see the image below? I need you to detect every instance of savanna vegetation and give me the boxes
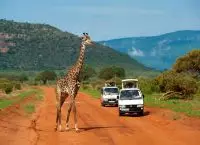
[80,50,200,117]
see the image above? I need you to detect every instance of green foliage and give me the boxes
[4,83,13,94]
[0,89,43,109]
[99,66,125,80]
[155,71,198,98]
[35,70,57,84]
[0,78,14,94]
[80,87,101,99]
[0,19,148,72]
[173,49,200,77]
[144,93,200,117]
[80,65,96,81]
[19,73,29,83]
[138,77,160,94]
[14,83,21,90]
[90,79,105,91]
[0,72,29,83]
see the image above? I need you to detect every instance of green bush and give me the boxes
[4,83,13,94]
[91,79,105,90]
[138,77,160,94]
[99,66,125,80]
[15,83,21,90]
[155,71,198,98]
[35,70,57,84]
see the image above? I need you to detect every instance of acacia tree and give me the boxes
[98,66,125,80]
[79,65,96,81]
[173,49,200,78]
[35,70,57,84]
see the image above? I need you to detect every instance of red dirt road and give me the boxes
[1,87,200,145]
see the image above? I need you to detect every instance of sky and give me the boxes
[0,0,200,41]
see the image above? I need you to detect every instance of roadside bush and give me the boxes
[155,71,198,98]
[0,78,21,94]
[91,79,104,89]
[4,83,13,94]
[35,70,57,84]
[19,73,29,83]
[138,77,160,94]
[14,83,21,90]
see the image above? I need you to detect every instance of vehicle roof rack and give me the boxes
[122,79,138,89]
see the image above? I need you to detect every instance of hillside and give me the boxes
[0,19,149,71]
[99,30,200,70]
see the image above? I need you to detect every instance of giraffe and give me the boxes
[55,33,92,132]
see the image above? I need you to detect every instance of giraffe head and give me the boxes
[81,33,92,45]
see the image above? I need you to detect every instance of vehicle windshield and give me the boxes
[104,88,119,94]
[120,90,141,100]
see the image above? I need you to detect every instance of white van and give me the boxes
[118,79,144,116]
[100,82,119,107]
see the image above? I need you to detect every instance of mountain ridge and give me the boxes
[99,30,200,70]
[0,19,149,72]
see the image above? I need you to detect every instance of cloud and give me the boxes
[128,47,144,57]
[150,48,156,56]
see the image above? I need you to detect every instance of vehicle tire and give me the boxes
[101,103,105,107]
[139,110,144,116]
[119,111,123,116]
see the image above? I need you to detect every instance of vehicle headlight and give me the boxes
[104,98,108,101]
[137,104,143,107]
[119,105,126,108]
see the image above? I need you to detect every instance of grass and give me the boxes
[0,88,44,109]
[144,93,200,117]
[80,87,100,99]
[24,103,35,114]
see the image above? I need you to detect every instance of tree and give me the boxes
[155,70,198,98]
[35,70,57,84]
[173,49,200,78]
[79,65,96,81]
[98,66,125,80]
[19,73,28,83]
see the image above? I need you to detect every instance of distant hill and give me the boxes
[99,30,200,70]
[0,19,149,72]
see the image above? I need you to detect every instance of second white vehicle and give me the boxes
[100,86,119,107]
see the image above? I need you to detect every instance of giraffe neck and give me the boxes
[75,42,86,73]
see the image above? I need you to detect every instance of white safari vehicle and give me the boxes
[100,82,119,107]
[118,79,144,116]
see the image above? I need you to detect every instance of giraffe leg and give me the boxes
[55,87,61,131]
[55,90,66,131]
[65,100,73,131]
[72,100,79,132]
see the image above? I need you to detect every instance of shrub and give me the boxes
[15,83,21,90]
[173,49,200,77]
[138,77,160,94]
[4,83,13,94]
[155,71,198,98]
[80,65,96,81]
[35,70,57,84]
[99,66,125,80]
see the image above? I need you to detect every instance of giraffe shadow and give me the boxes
[79,125,126,132]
